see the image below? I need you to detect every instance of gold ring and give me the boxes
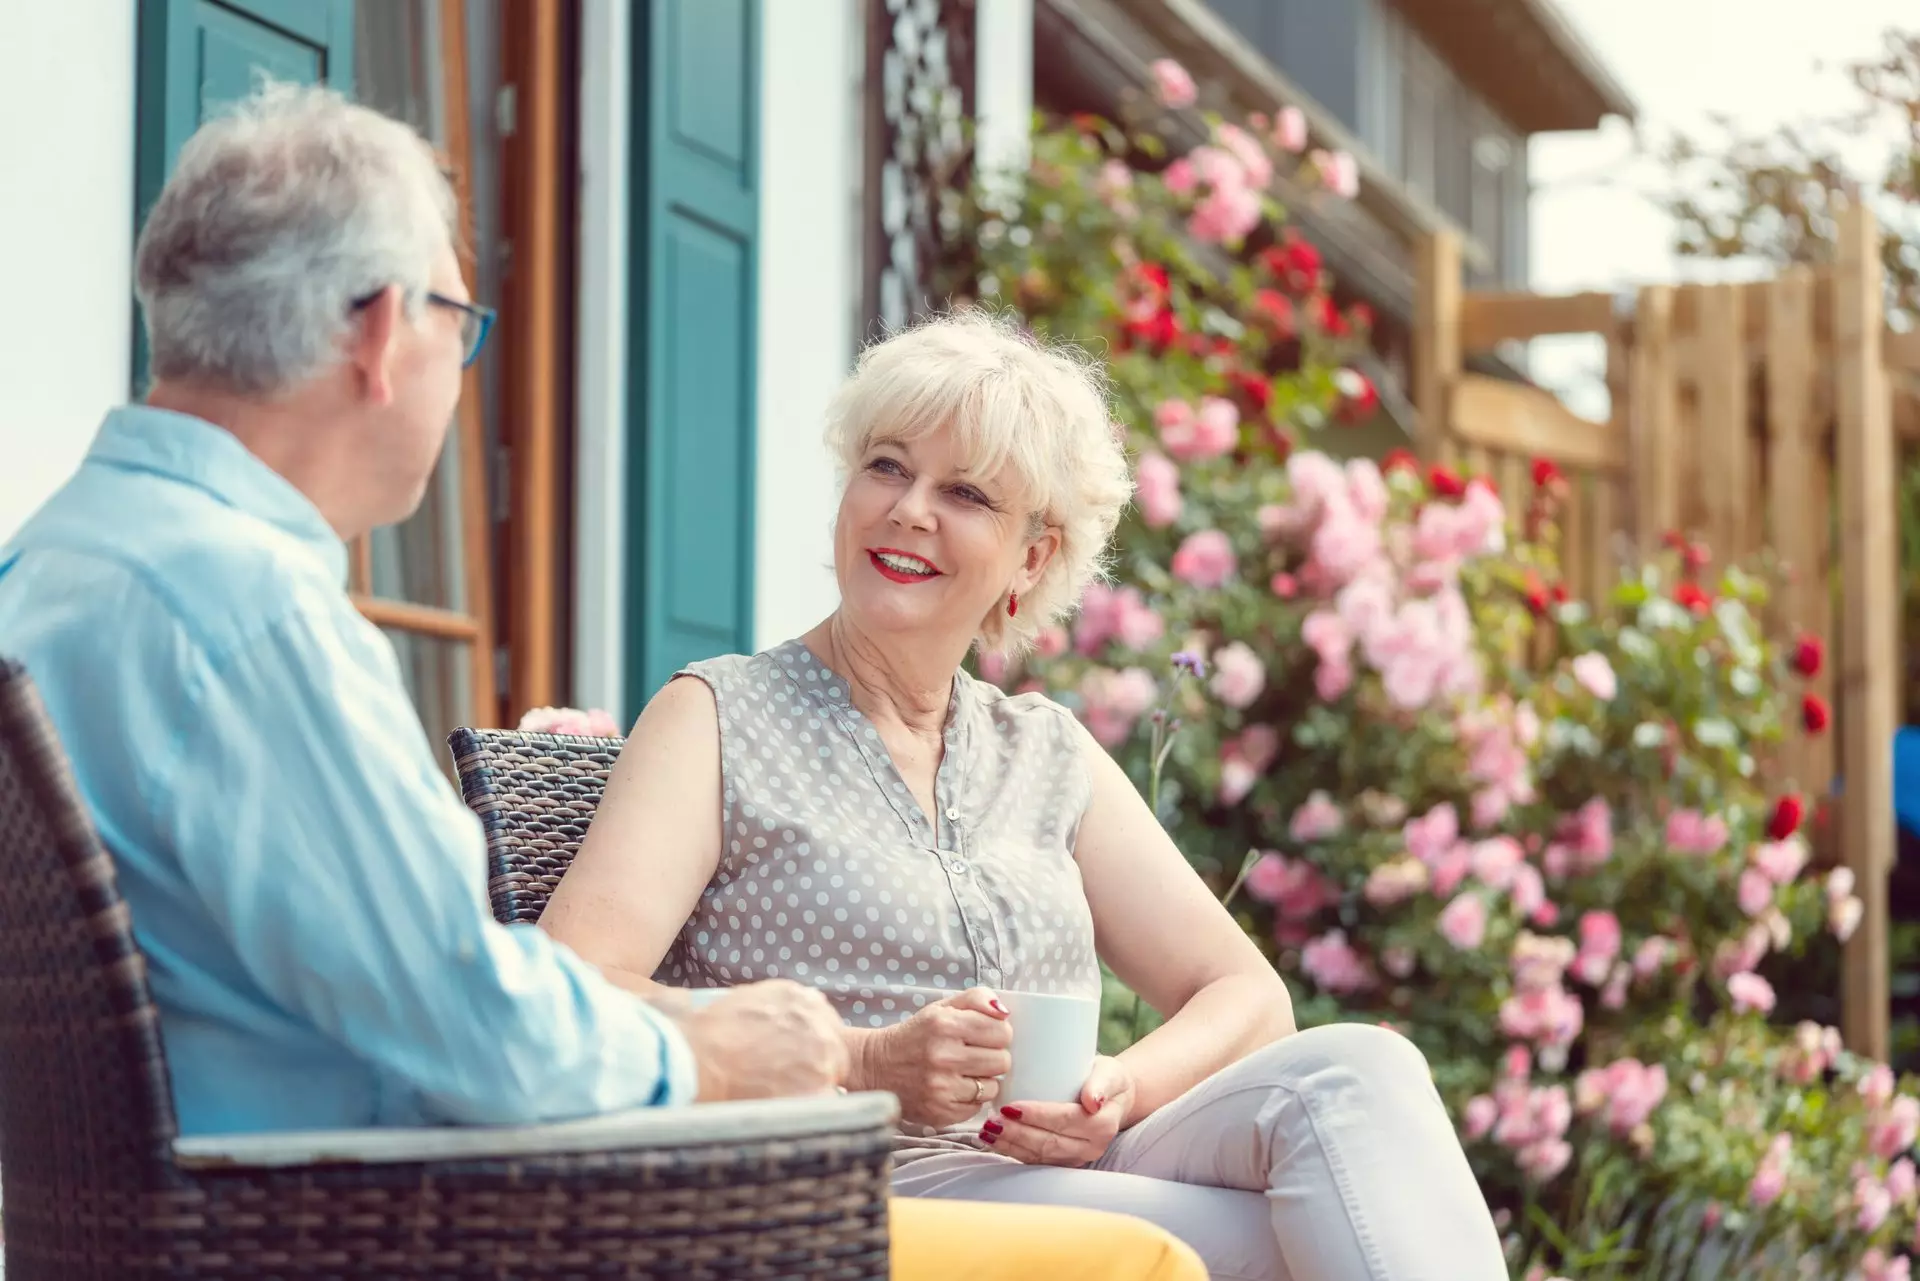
[970,1076,985,1104]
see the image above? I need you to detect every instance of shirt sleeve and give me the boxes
[156,599,699,1125]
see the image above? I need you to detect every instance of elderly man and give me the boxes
[0,82,1205,1281]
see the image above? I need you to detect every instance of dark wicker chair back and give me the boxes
[0,659,180,1269]
[447,727,624,924]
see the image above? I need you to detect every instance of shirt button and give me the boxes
[945,807,959,821]
[947,858,970,876]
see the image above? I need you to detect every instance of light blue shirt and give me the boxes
[0,406,697,1135]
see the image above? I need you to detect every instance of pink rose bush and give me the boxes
[938,58,1901,1281]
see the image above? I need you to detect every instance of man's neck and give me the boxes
[145,380,369,540]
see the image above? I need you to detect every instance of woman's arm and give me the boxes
[538,676,726,1013]
[1073,719,1297,1126]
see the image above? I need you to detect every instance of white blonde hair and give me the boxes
[823,309,1134,655]
[134,78,456,395]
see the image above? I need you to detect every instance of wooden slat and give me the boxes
[354,595,483,642]
[1561,471,1591,604]
[1415,233,1463,466]
[1497,451,1529,537]
[1766,268,1821,799]
[1630,286,1677,549]
[440,0,498,727]
[501,0,564,719]
[1889,328,1920,375]
[1591,480,1619,605]
[1695,284,1749,563]
[1460,290,1617,352]
[1448,375,1627,473]
[1835,201,1895,1061]
[1897,385,1920,441]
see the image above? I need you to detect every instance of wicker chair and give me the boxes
[0,661,895,1279]
[447,726,625,925]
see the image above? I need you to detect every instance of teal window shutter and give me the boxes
[626,0,761,714]
[132,0,356,388]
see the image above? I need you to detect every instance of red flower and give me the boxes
[1767,795,1806,841]
[1231,370,1273,412]
[1661,530,1686,551]
[1791,634,1824,678]
[1550,583,1570,605]
[1335,370,1378,424]
[1524,570,1550,617]
[1382,448,1420,474]
[1308,293,1346,337]
[1673,582,1712,616]
[1251,288,1296,336]
[1682,541,1711,574]
[1259,230,1323,292]
[1802,694,1831,735]
[1428,465,1466,498]
[1531,458,1562,488]
[1120,308,1179,352]
[1349,302,1374,332]
[1136,262,1171,295]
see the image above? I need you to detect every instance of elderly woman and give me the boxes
[543,311,1505,1280]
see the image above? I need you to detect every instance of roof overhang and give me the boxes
[1388,0,1637,133]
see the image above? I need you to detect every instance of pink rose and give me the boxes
[1313,655,1353,701]
[1871,1096,1920,1160]
[1570,910,1622,986]
[1439,894,1488,950]
[1864,1064,1898,1110]
[1214,122,1274,189]
[1499,985,1585,1049]
[1288,790,1344,843]
[1749,838,1808,885]
[1219,758,1258,807]
[1208,641,1265,709]
[1889,1157,1916,1202]
[1308,503,1384,588]
[1666,809,1729,856]
[1150,58,1197,109]
[1470,837,1524,891]
[1094,159,1134,212]
[1462,1094,1498,1141]
[519,705,621,737]
[977,651,1009,685]
[1034,625,1069,658]
[1508,864,1546,916]
[1404,803,1460,865]
[1135,452,1183,529]
[1273,105,1307,153]
[1511,933,1576,993]
[1187,183,1263,245]
[1079,666,1158,747]
[1162,157,1196,195]
[1632,935,1674,979]
[1737,867,1774,918]
[1570,652,1617,700]
[1864,1249,1911,1281]
[1516,1138,1571,1183]
[1728,971,1776,1015]
[1300,929,1374,995]
[1170,530,1237,588]
[1314,148,1360,198]
[1748,1159,1788,1208]
[1858,1174,1894,1233]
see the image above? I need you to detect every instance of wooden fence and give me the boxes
[1412,203,1920,1058]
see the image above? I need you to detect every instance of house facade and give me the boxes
[0,0,1625,746]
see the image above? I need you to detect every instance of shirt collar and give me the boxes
[86,404,349,585]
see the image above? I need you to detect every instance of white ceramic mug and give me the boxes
[995,988,1101,1106]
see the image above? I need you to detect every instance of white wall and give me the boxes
[0,4,137,541]
[750,0,863,651]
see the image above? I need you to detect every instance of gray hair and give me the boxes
[133,78,457,395]
[824,309,1135,656]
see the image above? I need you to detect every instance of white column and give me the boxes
[570,0,633,714]
[752,0,863,651]
[0,3,136,540]
[974,0,1035,192]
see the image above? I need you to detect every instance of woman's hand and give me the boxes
[982,1056,1134,1167]
[850,987,1012,1127]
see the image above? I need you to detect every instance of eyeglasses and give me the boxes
[350,289,496,368]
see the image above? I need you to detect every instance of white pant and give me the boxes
[890,1023,1507,1281]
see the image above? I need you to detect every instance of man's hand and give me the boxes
[982,1056,1134,1167]
[679,980,850,1102]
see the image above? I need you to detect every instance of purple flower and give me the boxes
[1171,650,1209,679]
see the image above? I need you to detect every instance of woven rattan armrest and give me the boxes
[171,1090,898,1169]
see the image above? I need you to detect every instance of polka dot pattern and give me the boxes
[656,639,1102,1030]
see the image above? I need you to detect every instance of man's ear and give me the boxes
[347,286,404,406]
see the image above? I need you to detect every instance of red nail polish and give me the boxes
[982,1119,1003,1134]
[1000,1106,1022,1120]
[980,1130,999,1144]
[989,999,1009,1015]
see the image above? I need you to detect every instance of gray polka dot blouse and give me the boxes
[656,638,1102,1151]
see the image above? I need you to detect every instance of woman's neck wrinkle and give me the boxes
[820,616,953,736]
